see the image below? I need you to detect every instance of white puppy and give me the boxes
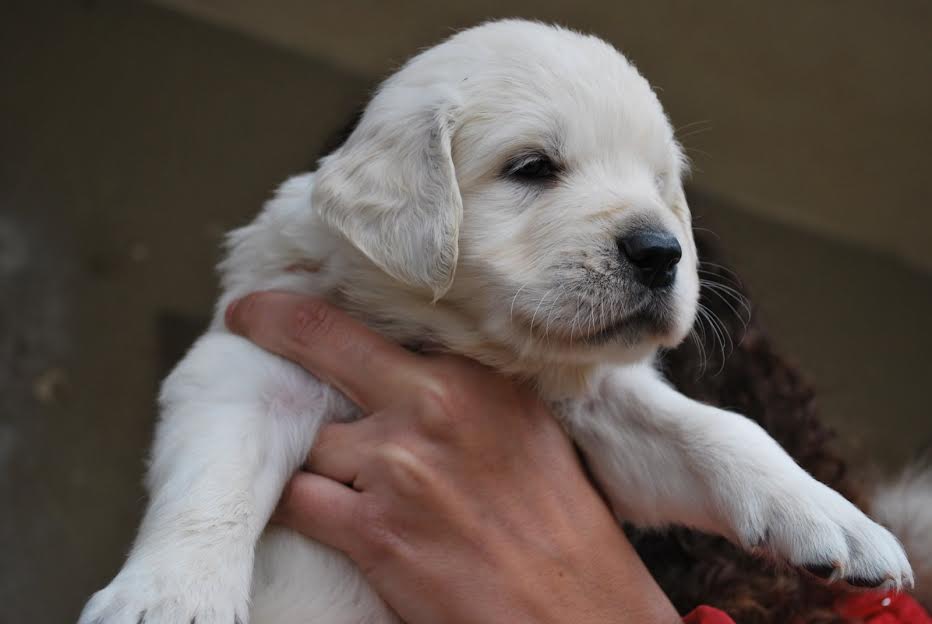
[80,20,913,624]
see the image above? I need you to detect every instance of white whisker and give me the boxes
[528,286,555,338]
[543,284,569,344]
[509,281,530,324]
[700,281,751,330]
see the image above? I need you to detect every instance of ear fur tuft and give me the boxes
[313,97,462,301]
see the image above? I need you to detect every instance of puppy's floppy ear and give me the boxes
[313,94,462,300]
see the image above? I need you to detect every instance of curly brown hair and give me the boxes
[633,229,867,624]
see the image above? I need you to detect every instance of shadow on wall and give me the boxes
[153,0,932,273]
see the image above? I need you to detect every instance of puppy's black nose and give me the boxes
[618,231,682,289]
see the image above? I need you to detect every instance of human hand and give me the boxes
[226,292,680,624]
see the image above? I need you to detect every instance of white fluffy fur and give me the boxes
[872,462,932,608]
[80,21,914,624]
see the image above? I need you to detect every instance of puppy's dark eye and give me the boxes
[507,155,558,182]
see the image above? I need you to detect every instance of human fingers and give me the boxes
[273,472,362,556]
[226,292,426,412]
[307,417,398,485]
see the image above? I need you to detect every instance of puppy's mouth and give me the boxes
[520,296,676,347]
[580,300,675,345]
[580,308,668,344]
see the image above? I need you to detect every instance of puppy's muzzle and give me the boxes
[617,230,682,289]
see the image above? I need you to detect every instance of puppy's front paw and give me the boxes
[78,559,250,624]
[727,478,913,591]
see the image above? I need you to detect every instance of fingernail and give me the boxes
[225,298,242,333]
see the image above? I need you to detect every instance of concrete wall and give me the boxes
[153,0,932,273]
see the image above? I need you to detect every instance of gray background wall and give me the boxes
[154,0,932,273]
[1,2,929,623]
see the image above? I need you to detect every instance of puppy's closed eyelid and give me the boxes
[503,151,550,171]
[501,152,563,184]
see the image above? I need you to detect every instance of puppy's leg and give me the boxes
[561,364,913,591]
[79,332,352,624]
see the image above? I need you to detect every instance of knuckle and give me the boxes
[413,376,461,429]
[229,292,260,332]
[289,299,334,347]
[373,442,434,494]
[353,500,403,564]
[312,423,340,451]
[307,424,340,465]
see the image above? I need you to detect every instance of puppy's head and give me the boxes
[314,20,699,370]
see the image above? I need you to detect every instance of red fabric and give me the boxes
[682,593,931,624]
[835,591,932,624]
[682,605,736,623]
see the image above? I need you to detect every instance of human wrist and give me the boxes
[487,516,675,624]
